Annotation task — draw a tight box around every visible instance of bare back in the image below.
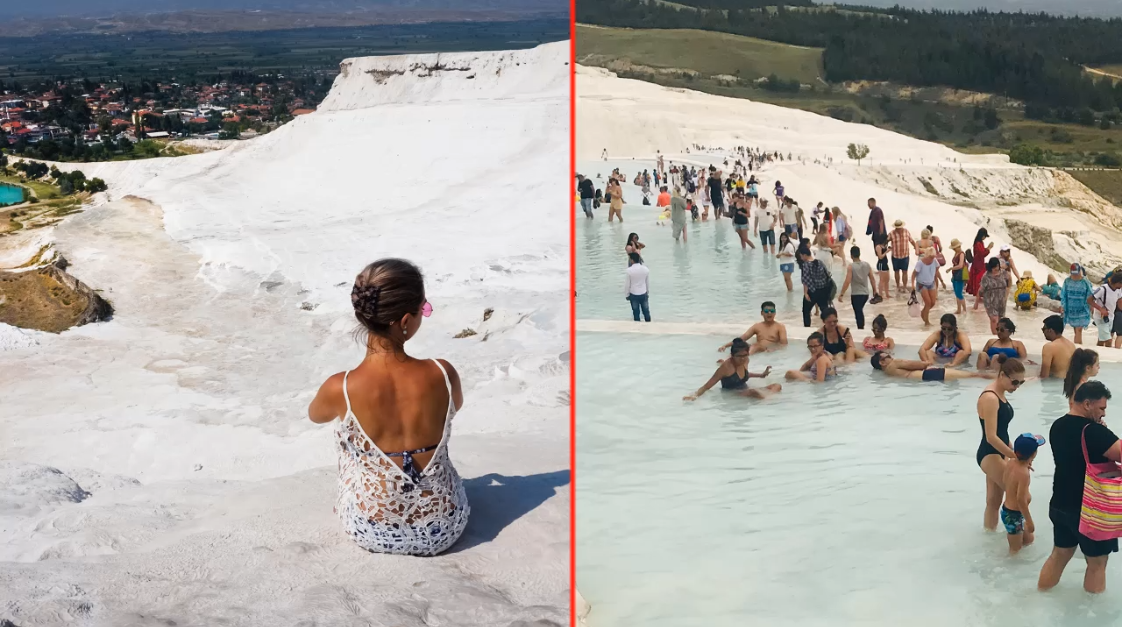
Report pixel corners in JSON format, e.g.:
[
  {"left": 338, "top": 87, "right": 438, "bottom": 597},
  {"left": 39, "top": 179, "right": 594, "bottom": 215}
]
[
  {"left": 1045, "top": 337, "right": 1076, "bottom": 379},
  {"left": 321, "top": 356, "right": 462, "bottom": 473}
]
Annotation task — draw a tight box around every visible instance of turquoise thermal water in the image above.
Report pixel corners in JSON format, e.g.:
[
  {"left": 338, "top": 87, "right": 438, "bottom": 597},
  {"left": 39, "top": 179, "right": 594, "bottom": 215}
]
[
  {"left": 577, "top": 159, "right": 1122, "bottom": 625},
  {"left": 0, "top": 184, "right": 24, "bottom": 205}
]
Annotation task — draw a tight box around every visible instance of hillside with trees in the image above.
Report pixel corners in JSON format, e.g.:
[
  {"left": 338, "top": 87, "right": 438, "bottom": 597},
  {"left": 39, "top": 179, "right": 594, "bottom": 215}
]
[{"left": 578, "top": 0, "right": 1122, "bottom": 115}]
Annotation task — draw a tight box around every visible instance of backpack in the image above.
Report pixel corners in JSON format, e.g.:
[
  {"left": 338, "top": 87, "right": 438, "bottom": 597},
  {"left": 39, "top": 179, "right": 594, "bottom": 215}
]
[
  {"left": 642, "top": 196, "right": 651, "bottom": 206},
  {"left": 965, "top": 249, "right": 974, "bottom": 264}
]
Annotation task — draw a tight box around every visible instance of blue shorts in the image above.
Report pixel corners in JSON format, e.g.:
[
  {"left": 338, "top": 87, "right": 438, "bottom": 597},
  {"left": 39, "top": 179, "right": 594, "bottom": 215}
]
[
  {"left": 1001, "top": 506, "right": 1024, "bottom": 535},
  {"left": 735, "top": 223, "right": 749, "bottom": 231},
  {"left": 952, "top": 279, "right": 965, "bottom": 300},
  {"left": 784, "top": 225, "right": 798, "bottom": 235},
  {"left": 759, "top": 229, "right": 775, "bottom": 245},
  {"left": 780, "top": 263, "right": 795, "bottom": 273}
]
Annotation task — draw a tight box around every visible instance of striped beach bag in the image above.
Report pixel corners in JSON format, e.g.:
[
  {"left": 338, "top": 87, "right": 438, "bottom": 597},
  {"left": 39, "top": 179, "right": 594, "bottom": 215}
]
[{"left": 1079, "top": 425, "right": 1122, "bottom": 540}]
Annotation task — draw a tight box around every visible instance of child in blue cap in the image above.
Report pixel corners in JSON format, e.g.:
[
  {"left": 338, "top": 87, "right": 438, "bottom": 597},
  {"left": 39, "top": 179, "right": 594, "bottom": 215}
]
[{"left": 1002, "top": 433, "right": 1045, "bottom": 553}]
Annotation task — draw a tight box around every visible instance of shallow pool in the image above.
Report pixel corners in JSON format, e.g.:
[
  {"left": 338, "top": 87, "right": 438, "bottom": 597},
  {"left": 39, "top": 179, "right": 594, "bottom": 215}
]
[
  {"left": 0, "top": 184, "right": 24, "bottom": 205},
  {"left": 576, "top": 332, "right": 1122, "bottom": 626},
  {"left": 576, "top": 158, "right": 845, "bottom": 325}
]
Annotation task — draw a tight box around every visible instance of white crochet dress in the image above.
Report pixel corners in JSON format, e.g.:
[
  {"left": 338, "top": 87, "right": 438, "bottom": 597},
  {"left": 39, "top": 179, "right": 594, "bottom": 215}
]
[{"left": 333, "top": 360, "right": 469, "bottom": 556}]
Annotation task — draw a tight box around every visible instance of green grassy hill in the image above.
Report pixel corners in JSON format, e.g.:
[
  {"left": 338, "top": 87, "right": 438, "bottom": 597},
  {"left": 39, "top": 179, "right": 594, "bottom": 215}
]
[{"left": 576, "top": 24, "right": 824, "bottom": 85}]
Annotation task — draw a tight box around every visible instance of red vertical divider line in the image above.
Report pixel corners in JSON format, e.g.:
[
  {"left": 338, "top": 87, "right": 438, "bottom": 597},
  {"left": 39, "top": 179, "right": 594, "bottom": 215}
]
[{"left": 568, "top": 1, "right": 577, "bottom": 625}]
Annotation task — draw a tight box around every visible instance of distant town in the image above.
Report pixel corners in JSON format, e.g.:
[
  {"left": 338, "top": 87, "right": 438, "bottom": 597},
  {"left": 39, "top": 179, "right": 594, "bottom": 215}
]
[{"left": 0, "top": 72, "right": 333, "bottom": 162}]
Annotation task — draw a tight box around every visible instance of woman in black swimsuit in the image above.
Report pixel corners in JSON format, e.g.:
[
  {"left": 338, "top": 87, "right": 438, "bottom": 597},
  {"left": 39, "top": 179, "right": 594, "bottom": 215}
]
[
  {"left": 976, "top": 356, "right": 1026, "bottom": 531},
  {"left": 818, "top": 307, "right": 868, "bottom": 363},
  {"left": 684, "top": 338, "right": 781, "bottom": 400}
]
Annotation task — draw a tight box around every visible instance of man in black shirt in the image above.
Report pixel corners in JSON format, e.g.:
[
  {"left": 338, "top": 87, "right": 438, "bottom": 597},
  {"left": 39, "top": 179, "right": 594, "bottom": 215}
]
[
  {"left": 576, "top": 174, "right": 595, "bottom": 219},
  {"left": 707, "top": 172, "right": 725, "bottom": 219},
  {"left": 1040, "top": 381, "right": 1122, "bottom": 594}
]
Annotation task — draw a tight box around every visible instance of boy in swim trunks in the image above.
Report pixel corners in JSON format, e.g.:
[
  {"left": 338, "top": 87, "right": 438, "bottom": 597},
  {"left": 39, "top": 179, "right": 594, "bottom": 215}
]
[
  {"left": 1002, "top": 433, "right": 1043, "bottom": 554},
  {"left": 718, "top": 301, "right": 789, "bottom": 355}
]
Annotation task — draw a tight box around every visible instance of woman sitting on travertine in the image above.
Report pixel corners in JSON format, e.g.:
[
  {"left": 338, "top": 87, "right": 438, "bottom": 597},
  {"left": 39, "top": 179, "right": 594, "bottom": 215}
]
[{"left": 308, "top": 258, "right": 469, "bottom": 556}]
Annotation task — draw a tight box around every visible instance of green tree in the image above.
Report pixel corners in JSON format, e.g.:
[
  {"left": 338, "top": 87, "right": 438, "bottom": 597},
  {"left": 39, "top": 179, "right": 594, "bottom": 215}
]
[
  {"left": 1009, "top": 143, "right": 1045, "bottom": 166},
  {"left": 846, "top": 143, "right": 870, "bottom": 166},
  {"left": 983, "top": 107, "right": 1001, "bottom": 130},
  {"left": 1094, "top": 152, "right": 1121, "bottom": 167}
]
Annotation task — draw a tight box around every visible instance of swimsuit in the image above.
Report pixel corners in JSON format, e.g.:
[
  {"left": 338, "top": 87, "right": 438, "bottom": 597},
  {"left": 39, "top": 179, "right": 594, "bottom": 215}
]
[
  {"left": 986, "top": 345, "right": 1020, "bottom": 359},
  {"left": 975, "top": 389, "right": 1013, "bottom": 467},
  {"left": 934, "top": 335, "right": 961, "bottom": 359},
  {"left": 1001, "top": 506, "right": 1024, "bottom": 535},
  {"left": 863, "top": 337, "right": 890, "bottom": 351},
  {"left": 809, "top": 358, "right": 836, "bottom": 380},
  {"left": 720, "top": 366, "right": 751, "bottom": 390},
  {"left": 921, "top": 368, "right": 945, "bottom": 382},
  {"left": 822, "top": 327, "right": 851, "bottom": 356}
]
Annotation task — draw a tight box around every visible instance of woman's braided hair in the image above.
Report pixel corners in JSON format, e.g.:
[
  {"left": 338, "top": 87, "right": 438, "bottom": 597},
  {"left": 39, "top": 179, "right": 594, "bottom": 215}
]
[{"left": 351, "top": 259, "right": 425, "bottom": 339}]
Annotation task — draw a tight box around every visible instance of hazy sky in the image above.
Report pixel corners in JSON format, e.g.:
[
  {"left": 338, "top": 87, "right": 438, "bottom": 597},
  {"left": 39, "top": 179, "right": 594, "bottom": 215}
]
[
  {"left": 0, "top": 0, "right": 564, "bottom": 18},
  {"left": 846, "top": 0, "right": 1122, "bottom": 17}
]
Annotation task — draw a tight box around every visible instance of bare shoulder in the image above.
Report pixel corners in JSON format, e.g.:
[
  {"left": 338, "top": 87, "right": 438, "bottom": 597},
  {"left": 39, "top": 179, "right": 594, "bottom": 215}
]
[{"left": 434, "top": 358, "right": 464, "bottom": 410}]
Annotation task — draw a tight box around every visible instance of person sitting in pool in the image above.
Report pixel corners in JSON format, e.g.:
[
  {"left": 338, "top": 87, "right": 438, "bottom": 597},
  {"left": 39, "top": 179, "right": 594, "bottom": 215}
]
[
  {"left": 861, "top": 314, "right": 895, "bottom": 353},
  {"left": 685, "top": 338, "right": 782, "bottom": 401},
  {"left": 718, "top": 301, "right": 788, "bottom": 354},
  {"left": 977, "top": 317, "right": 1029, "bottom": 371},
  {"left": 919, "top": 313, "right": 972, "bottom": 367},
  {"left": 1039, "top": 314, "right": 1076, "bottom": 379},
  {"left": 870, "top": 352, "right": 995, "bottom": 381},
  {"left": 817, "top": 308, "right": 867, "bottom": 363},
  {"left": 786, "top": 332, "right": 837, "bottom": 382}
]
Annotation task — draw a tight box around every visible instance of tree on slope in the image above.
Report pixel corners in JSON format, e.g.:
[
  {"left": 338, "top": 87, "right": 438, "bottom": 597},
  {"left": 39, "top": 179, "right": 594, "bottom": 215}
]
[{"left": 847, "top": 143, "right": 870, "bottom": 166}]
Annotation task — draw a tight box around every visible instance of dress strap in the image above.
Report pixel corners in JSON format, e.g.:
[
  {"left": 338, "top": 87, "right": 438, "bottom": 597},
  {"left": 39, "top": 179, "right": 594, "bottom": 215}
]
[
  {"left": 342, "top": 370, "right": 353, "bottom": 416},
  {"left": 431, "top": 359, "right": 453, "bottom": 406}
]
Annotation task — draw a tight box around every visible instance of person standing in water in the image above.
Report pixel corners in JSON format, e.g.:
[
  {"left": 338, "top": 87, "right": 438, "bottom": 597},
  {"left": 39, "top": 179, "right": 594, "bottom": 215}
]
[
  {"left": 980, "top": 258, "right": 1009, "bottom": 335},
  {"left": 624, "top": 252, "right": 650, "bottom": 322},
  {"left": 1039, "top": 381, "right": 1120, "bottom": 594},
  {"left": 889, "top": 219, "right": 914, "bottom": 293},
  {"left": 577, "top": 174, "right": 595, "bottom": 219},
  {"left": 308, "top": 258, "right": 469, "bottom": 556},
  {"left": 911, "top": 248, "right": 940, "bottom": 327},
  {"left": 708, "top": 169, "right": 725, "bottom": 219},
  {"left": 976, "top": 357, "right": 1026, "bottom": 533},
  {"left": 799, "top": 248, "right": 833, "bottom": 328},
  {"left": 777, "top": 231, "right": 797, "bottom": 292},
  {"left": 872, "top": 234, "right": 890, "bottom": 303},
  {"left": 1039, "top": 314, "right": 1076, "bottom": 379},
  {"left": 948, "top": 238, "right": 969, "bottom": 314},
  {"left": 624, "top": 232, "right": 645, "bottom": 257},
  {"left": 670, "top": 187, "right": 689, "bottom": 243},
  {"left": 755, "top": 198, "right": 777, "bottom": 254},
  {"left": 684, "top": 338, "right": 782, "bottom": 401},
  {"left": 865, "top": 197, "right": 886, "bottom": 242},
  {"left": 838, "top": 246, "right": 878, "bottom": 330},
  {"left": 968, "top": 228, "right": 992, "bottom": 302},
  {"left": 732, "top": 193, "right": 756, "bottom": 250},
  {"left": 607, "top": 178, "right": 624, "bottom": 223},
  {"left": 719, "top": 301, "right": 789, "bottom": 354},
  {"left": 1062, "top": 263, "right": 1094, "bottom": 345}
]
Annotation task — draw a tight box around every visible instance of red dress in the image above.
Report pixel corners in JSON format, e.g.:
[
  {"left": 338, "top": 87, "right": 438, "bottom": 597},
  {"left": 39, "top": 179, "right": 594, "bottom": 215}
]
[{"left": 967, "top": 241, "right": 987, "bottom": 295}]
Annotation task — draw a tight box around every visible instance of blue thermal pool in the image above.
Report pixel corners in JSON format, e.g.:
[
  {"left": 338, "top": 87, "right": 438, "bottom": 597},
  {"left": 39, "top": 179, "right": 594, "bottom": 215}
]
[{"left": 0, "top": 184, "right": 24, "bottom": 205}]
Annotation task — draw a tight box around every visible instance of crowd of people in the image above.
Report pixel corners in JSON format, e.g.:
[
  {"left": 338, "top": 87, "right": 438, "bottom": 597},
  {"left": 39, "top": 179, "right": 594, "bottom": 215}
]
[{"left": 577, "top": 150, "right": 1122, "bottom": 594}]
